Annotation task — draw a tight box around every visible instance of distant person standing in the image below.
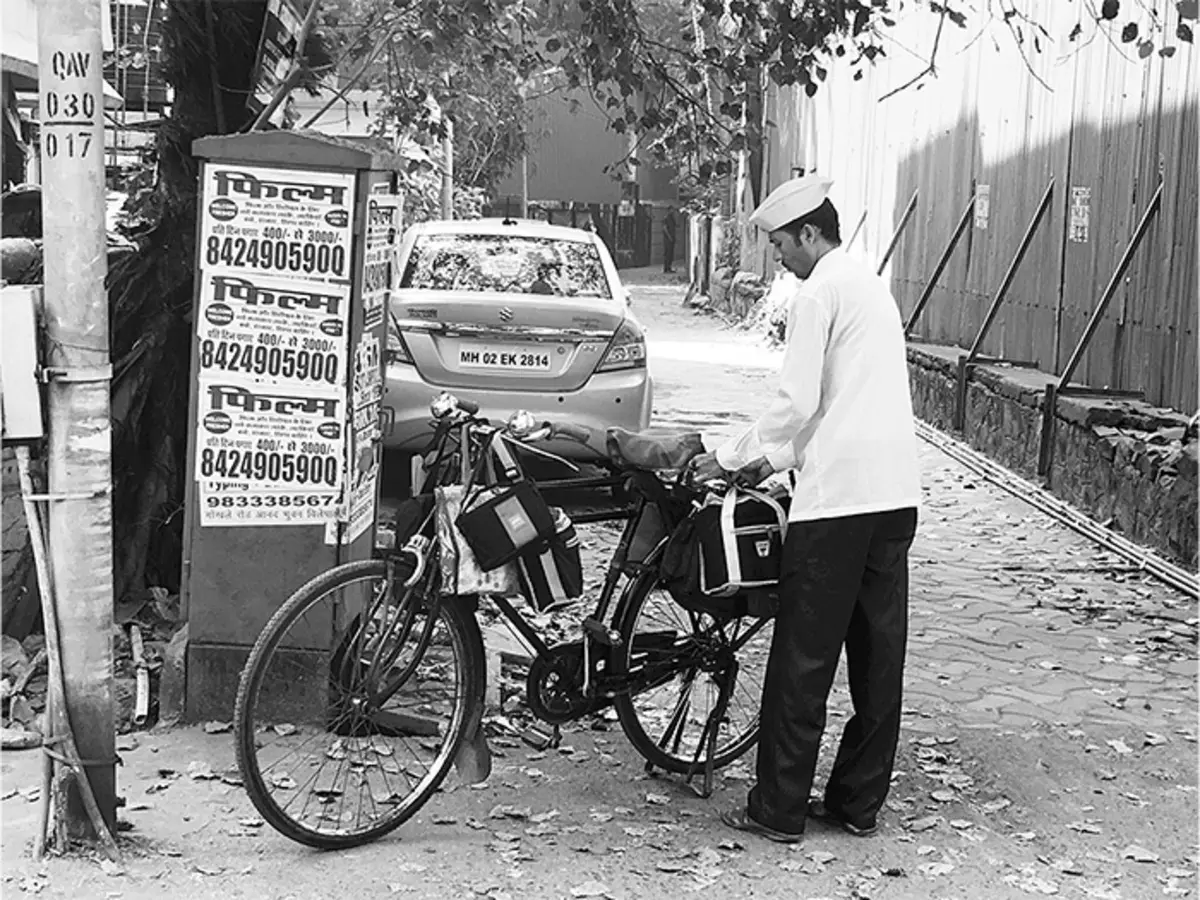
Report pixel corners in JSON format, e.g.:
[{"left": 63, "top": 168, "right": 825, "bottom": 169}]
[{"left": 662, "top": 206, "right": 678, "bottom": 273}]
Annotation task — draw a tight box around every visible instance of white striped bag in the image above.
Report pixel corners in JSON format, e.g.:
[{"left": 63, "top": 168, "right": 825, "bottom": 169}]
[
  {"left": 435, "top": 485, "right": 519, "bottom": 596},
  {"left": 516, "top": 508, "right": 583, "bottom": 612}
]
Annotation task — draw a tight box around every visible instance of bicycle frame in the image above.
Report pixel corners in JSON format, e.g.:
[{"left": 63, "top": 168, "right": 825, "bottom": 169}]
[{"left": 393, "top": 404, "right": 772, "bottom": 722}]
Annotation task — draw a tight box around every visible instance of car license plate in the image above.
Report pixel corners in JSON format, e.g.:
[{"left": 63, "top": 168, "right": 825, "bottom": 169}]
[{"left": 458, "top": 344, "right": 551, "bottom": 372}]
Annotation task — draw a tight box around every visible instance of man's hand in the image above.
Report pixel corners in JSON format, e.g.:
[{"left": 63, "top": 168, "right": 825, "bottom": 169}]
[
  {"left": 733, "top": 456, "right": 775, "bottom": 488},
  {"left": 690, "top": 451, "right": 727, "bottom": 483}
]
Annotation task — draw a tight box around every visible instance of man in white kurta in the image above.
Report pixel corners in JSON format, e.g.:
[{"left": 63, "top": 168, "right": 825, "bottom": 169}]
[{"left": 695, "top": 175, "right": 921, "bottom": 843}]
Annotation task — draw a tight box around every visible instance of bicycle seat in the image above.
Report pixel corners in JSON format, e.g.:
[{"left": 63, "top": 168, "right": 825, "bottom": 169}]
[{"left": 605, "top": 427, "right": 706, "bottom": 471}]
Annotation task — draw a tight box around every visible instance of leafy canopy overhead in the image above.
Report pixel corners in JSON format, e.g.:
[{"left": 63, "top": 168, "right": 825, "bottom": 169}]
[{"left": 318, "top": 0, "right": 1193, "bottom": 193}]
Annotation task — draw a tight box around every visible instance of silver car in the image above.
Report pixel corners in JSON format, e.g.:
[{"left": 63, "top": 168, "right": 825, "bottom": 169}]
[{"left": 383, "top": 218, "right": 652, "bottom": 486}]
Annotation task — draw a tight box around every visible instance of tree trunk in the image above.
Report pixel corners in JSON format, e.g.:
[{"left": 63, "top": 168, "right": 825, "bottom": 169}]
[{"left": 108, "top": 0, "right": 269, "bottom": 606}]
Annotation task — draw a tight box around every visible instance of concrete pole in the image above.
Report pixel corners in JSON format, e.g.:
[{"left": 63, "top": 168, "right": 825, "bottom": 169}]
[
  {"left": 520, "top": 153, "right": 529, "bottom": 218},
  {"left": 36, "top": 0, "right": 117, "bottom": 837},
  {"left": 441, "top": 119, "right": 454, "bottom": 219}
]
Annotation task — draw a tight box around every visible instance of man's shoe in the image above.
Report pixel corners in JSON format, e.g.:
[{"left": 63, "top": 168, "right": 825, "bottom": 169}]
[
  {"left": 720, "top": 807, "right": 803, "bottom": 844},
  {"left": 808, "top": 799, "right": 877, "bottom": 837}
]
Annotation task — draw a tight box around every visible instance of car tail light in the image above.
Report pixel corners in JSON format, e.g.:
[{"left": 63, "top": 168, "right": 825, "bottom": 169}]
[
  {"left": 387, "top": 327, "right": 413, "bottom": 365},
  {"left": 597, "top": 319, "right": 646, "bottom": 372}
]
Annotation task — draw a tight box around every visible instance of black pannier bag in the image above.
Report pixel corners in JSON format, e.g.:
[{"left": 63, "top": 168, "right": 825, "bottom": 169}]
[
  {"left": 659, "top": 487, "right": 788, "bottom": 619},
  {"left": 391, "top": 493, "right": 434, "bottom": 548},
  {"left": 455, "top": 433, "right": 556, "bottom": 571},
  {"left": 516, "top": 508, "right": 584, "bottom": 612},
  {"left": 697, "top": 488, "right": 788, "bottom": 596}
]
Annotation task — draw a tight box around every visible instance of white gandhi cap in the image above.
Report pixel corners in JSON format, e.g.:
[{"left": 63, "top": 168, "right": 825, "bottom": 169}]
[{"left": 749, "top": 174, "right": 835, "bottom": 232}]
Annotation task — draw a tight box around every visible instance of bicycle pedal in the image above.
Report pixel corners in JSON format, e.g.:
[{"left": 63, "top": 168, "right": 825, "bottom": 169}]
[{"left": 520, "top": 722, "right": 561, "bottom": 751}]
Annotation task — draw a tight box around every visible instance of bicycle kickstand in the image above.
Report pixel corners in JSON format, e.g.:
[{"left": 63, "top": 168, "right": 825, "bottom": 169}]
[{"left": 687, "top": 661, "right": 737, "bottom": 799}]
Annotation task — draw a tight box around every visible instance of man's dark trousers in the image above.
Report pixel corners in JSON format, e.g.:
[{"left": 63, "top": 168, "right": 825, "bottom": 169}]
[{"left": 747, "top": 507, "right": 918, "bottom": 835}]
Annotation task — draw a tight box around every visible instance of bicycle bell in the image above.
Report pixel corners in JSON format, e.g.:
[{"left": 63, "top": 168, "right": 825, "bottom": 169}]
[
  {"left": 507, "top": 409, "right": 538, "bottom": 437},
  {"left": 430, "top": 392, "right": 458, "bottom": 419}
]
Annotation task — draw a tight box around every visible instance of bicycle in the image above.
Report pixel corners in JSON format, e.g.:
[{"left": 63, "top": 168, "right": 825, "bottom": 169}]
[{"left": 233, "top": 392, "right": 776, "bottom": 849}]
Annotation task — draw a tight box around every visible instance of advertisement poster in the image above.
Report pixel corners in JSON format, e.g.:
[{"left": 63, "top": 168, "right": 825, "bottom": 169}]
[
  {"left": 337, "top": 333, "right": 383, "bottom": 543},
  {"left": 973, "top": 184, "right": 990, "bottom": 230},
  {"left": 1069, "top": 186, "right": 1091, "bottom": 244},
  {"left": 361, "top": 193, "right": 403, "bottom": 332},
  {"left": 195, "top": 378, "right": 346, "bottom": 526},
  {"left": 250, "top": 0, "right": 303, "bottom": 112},
  {"left": 327, "top": 187, "right": 400, "bottom": 545},
  {"left": 196, "top": 270, "right": 350, "bottom": 389},
  {"left": 200, "top": 163, "right": 355, "bottom": 283},
  {"left": 195, "top": 161, "right": 357, "bottom": 528}
]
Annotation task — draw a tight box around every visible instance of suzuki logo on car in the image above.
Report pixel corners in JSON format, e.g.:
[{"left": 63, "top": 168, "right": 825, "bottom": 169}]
[{"left": 498, "top": 307, "right": 514, "bottom": 322}]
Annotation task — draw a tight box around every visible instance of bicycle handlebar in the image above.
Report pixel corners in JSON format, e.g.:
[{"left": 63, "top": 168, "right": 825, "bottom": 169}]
[
  {"left": 430, "top": 393, "right": 595, "bottom": 450},
  {"left": 547, "top": 421, "right": 593, "bottom": 445}
]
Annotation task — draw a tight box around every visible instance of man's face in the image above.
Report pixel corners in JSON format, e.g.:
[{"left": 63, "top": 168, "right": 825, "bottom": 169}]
[{"left": 769, "top": 226, "right": 818, "bottom": 278}]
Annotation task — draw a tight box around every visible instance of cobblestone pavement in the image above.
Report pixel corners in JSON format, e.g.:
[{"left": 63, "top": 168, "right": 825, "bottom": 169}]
[{"left": 0, "top": 275, "right": 1195, "bottom": 900}]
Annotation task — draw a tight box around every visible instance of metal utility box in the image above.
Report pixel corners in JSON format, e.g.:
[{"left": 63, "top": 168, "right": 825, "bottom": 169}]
[
  {"left": 0, "top": 286, "right": 45, "bottom": 443},
  {"left": 181, "top": 132, "right": 404, "bottom": 720}
]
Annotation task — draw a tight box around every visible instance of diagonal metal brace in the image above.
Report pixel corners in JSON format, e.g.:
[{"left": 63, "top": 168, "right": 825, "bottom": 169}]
[
  {"left": 1037, "top": 180, "right": 1164, "bottom": 480},
  {"left": 954, "top": 180, "right": 1056, "bottom": 430},
  {"left": 904, "top": 192, "right": 976, "bottom": 336}
]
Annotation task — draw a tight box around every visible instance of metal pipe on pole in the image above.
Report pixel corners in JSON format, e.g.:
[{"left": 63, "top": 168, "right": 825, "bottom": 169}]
[
  {"left": 520, "top": 153, "right": 529, "bottom": 218},
  {"left": 35, "top": 0, "right": 118, "bottom": 837},
  {"left": 442, "top": 118, "right": 454, "bottom": 219}
]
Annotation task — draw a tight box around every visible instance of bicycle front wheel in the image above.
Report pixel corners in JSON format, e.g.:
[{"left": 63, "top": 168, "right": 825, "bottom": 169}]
[
  {"left": 611, "top": 573, "right": 772, "bottom": 774},
  {"left": 234, "top": 559, "right": 484, "bottom": 849}
]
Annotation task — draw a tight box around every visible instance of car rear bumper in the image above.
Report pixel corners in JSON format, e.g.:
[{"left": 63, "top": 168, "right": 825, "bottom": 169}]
[{"left": 382, "top": 363, "right": 653, "bottom": 459}]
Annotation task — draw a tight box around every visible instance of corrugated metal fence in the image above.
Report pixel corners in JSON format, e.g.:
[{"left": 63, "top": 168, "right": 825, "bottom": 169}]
[{"left": 762, "top": 2, "right": 1197, "bottom": 413}]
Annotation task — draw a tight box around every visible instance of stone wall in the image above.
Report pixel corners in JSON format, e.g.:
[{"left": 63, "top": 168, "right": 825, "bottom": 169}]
[{"left": 907, "top": 344, "right": 1198, "bottom": 569}]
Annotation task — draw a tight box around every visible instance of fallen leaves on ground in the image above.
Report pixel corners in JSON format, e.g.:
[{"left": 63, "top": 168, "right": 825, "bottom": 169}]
[
  {"left": 569, "top": 881, "right": 610, "bottom": 898},
  {"left": 918, "top": 862, "right": 955, "bottom": 877},
  {"left": 906, "top": 815, "right": 941, "bottom": 833},
  {"left": 1003, "top": 873, "right": 1060, "bottom": 895},
  {"left": 1121, "top": 845, "right": 1159, "bottom": 863},
  {"left": 187, "top": 761, "right": 218, "bottom": 781},
  {"left": 488, "top": 805, "right": 532, "bottom": 820}
]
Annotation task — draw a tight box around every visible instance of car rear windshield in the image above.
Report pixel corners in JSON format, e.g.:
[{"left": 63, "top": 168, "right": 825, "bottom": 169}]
[{"left": 399, "top": 234, "right": 612, "bottom": 299}]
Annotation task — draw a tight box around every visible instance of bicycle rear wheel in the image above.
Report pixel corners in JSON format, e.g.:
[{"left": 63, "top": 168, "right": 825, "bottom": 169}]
[
  {"left": 612, "top": 572, "right": 772, "bottom": 775},
  {"left": 234, "top": 559, "right": 484, "bottom": 849}
]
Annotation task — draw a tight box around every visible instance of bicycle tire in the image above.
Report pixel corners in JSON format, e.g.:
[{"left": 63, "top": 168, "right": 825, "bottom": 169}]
[
  {"left": 611, "top": 568, "right": 771, "bottom": 775},
  {"left": 234, "top": 559, "right": 485, "bottom": 849}
]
